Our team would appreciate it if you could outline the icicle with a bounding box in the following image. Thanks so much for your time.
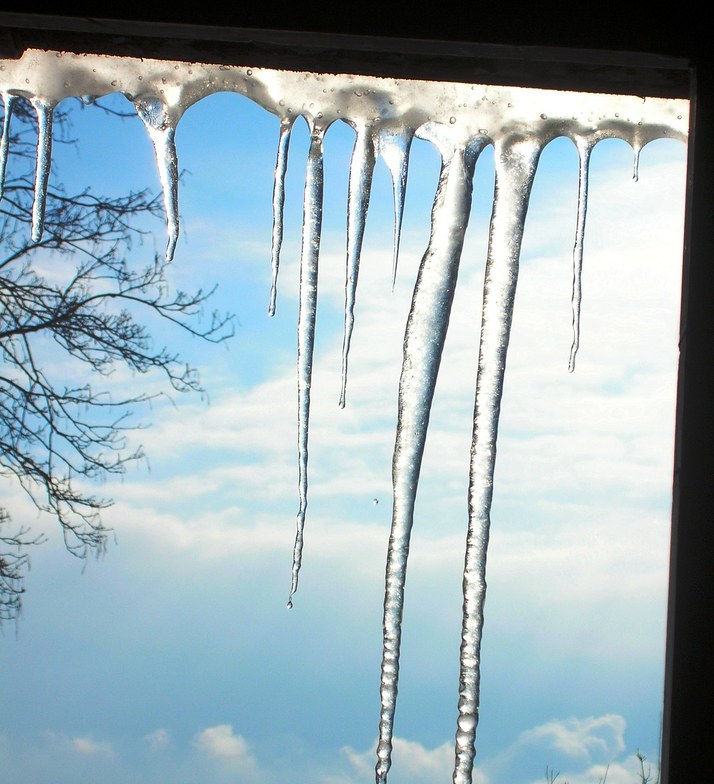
[135,97,180,261]
[269,118,294,316]
[568,138,592,373]
[339,123,376,408]
[288,122,326,608]
[376,133,485,784]
[632,143,642,182]
[453,136,542,784]
[30,98,54,243]
[378,130,412,289]
[0,93,17,202]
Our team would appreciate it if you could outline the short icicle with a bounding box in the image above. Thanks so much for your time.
[453,136,542,784]
[30,98,54,243]
[378,130,412,289]
[269,118,294,316]
[135,98,180,261]
[339,122,376,408]
[0,93,17,201]
[287,122,326,608]
[376,136,484,784]
[632,143,642,182]
[568,138,592,373]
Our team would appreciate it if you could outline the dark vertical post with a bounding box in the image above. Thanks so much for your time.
[661,55,714,784]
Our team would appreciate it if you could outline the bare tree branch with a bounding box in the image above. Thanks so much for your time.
[0,96,235,621]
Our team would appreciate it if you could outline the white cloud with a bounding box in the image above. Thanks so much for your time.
[44,731,115,758]
[340,736,488,784]
[516,714,626,762]
[537,751,660,784]
[144,728,171,751]
[71,735,114,756]
[45,731,114,757]
[193,724,256,768]
[477,715,660,784]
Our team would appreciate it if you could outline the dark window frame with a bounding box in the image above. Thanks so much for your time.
[1,12,710,782]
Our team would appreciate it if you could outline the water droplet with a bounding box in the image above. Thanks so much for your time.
[247,69,253,76]
[449,116,456,124]
[540,113,547,120]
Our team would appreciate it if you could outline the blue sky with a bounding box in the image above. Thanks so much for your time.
[0,89,687,784]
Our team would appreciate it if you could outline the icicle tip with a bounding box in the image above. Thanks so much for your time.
[166,231,178,262]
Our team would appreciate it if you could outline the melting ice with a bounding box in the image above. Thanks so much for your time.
[0,49,688,784]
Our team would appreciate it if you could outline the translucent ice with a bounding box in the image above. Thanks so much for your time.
[270,117,294,316]
[455,135,542,783]
[0,92,17,200]
[377,128,486,783]
[30,97,54,242]
[568,138,592,372]
[288,121,326,607]
[340,122,376,409]
[377,128,412,290]
[134,97,180,261]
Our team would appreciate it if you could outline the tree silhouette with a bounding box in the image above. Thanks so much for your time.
[0,97,234,621]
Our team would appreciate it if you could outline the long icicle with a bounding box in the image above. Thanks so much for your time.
[288,122,325,608]
[379,130,412,290]
[0,93,17,201]
[376,137,484,784]
[568,137,592,372]
[135,98,180,261]
[453,136,542,784]
[30,98,54,243]
[269,118,294,316]
[339,123,376,408]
